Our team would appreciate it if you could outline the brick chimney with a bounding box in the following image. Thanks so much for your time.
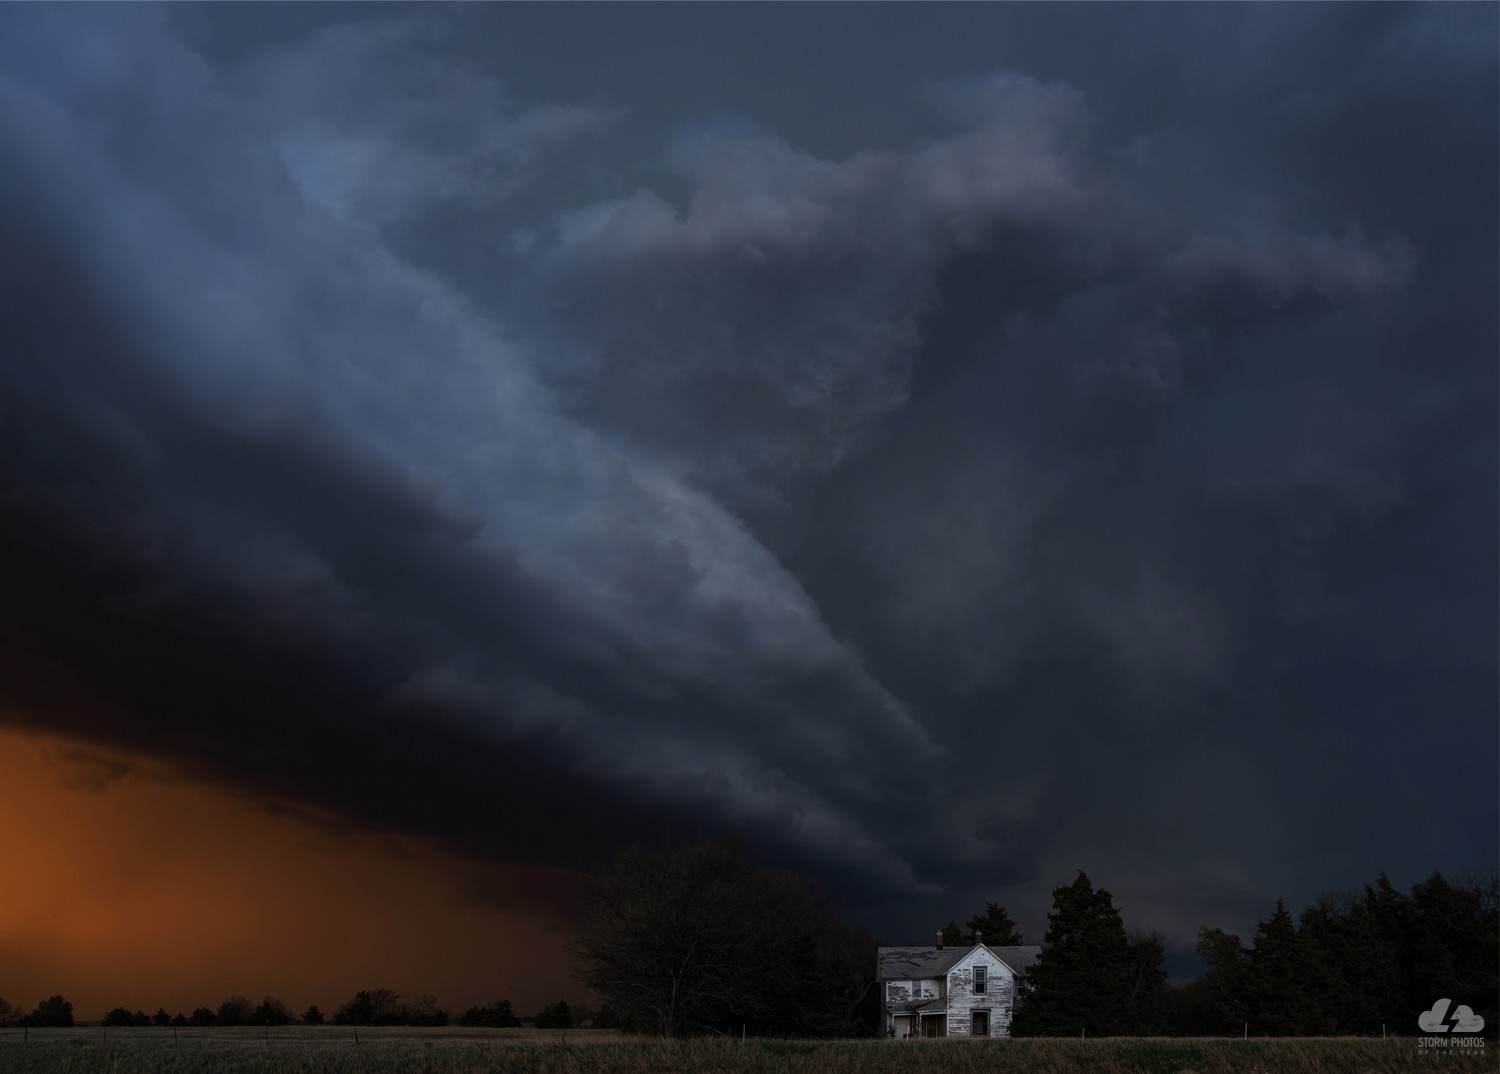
[935,930,944,950]
[975,930,984,947]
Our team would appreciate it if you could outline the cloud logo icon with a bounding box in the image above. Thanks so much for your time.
[1451,1005,1485,1033]
[1418,999,1486,1033]
[1419,999,1452,1033]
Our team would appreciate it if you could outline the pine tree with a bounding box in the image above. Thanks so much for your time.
[1011,871,1130,1036]
[1245,899,1325,1034]
[965,902,1023,945]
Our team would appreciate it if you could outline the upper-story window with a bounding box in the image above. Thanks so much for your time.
[973,964,987,995]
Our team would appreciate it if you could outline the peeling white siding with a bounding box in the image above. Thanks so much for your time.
[945,949,1018,1038]
[879,944,1033,1039]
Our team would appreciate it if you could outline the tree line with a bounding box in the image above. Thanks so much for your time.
[5,843,1491,1041]
[0,991,590,1030]
[571,840,880,1038]
[571,840,1496,1039]
[971,868,1496,1038]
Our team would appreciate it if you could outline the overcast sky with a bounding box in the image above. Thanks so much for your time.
[1,3,1494,1004]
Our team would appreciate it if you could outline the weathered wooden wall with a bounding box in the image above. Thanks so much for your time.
[944,952,1018,1037]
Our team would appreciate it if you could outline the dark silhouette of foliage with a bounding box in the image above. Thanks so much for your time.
[26,996,73,1027]
[188,1007,216,1027]
[1191,925,1251,1033]
[1179,869,1497,1038]
[534,999,573,1028]
[170,1013,187,1027]
[966,902,1024,946]
[251,996,293,1026]
[151,1008,171,1027]
[939,921,966,947]
[405,993,449,1027]
[301,1005,324,1026]
[571,839,877,1038]
[1011,871,1165,1036]
[332,988,445,1026]
[1244,900,1329,1034]
[0,998,16,1027]
[458,1000,518,1028]
[215,996,252,1027]
[103,1007,135,1027]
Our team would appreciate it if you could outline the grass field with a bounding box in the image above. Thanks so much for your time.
[0,1027,1490,1073]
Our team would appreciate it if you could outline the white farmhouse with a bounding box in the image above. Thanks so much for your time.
[877,933,1042,1038]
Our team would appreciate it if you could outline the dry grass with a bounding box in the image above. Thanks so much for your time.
[0,1028,1490,1074]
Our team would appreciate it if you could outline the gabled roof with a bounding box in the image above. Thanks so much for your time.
[877,944,1043,980]
[877,946,968,979]
[987,945,1043,975]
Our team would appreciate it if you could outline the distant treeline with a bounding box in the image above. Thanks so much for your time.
[0,992,588,1030]
[571,840,1496,1039]
[1002,868,1497,1038]
[4,860,1492,1041]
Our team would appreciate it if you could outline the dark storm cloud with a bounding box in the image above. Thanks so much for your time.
[1,3,1493,945]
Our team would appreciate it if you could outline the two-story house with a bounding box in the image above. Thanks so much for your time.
[877,932,1042,1038]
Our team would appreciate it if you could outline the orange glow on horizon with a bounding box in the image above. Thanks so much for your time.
[0,728,581,1022]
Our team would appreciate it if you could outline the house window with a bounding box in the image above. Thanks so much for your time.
[972,1010,990,1036]
[973,965,987,995]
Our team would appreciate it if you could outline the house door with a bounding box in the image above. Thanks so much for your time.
[971,1010,990,1037]
[920,1014,945,1038]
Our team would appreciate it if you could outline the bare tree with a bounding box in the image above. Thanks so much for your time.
[570,840,823,1037]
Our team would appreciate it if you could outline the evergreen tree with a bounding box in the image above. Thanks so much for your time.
[151,1008,171,1027]
[1245,900,1327,1034]
[189,1008,216,1027]
[1011,871,1130,1036]
[301,1005,324,1026]
[1299,889,1396,1034]
[1408,871,1498,1039]
[1361,872,1415,1027]
[965,902,1024,946]
[940,920,966,947]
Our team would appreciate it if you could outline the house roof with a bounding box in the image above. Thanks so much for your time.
[888,996,949,1015]
[877,944,1043,980]
[987,945,1043,975]
[877,946,968,979]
